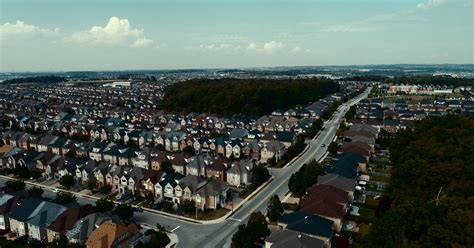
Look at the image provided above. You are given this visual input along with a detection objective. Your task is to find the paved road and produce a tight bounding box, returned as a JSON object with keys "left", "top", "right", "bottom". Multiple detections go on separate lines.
{"left": 0, "top": 88, "right": 370, "bottom": 248}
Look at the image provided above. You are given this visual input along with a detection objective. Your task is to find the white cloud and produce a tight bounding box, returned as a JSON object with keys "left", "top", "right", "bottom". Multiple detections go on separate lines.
{"left": 263, "top": 41, "right": 283, "bottom": 51}
{"left": 0, "top": 21, "right": 58, "bottom": 40}
{"left": 417, "top": 0, "right": 447, "bottom": 9}
{"left": 200, "top": 43, "right": 235, "bottom": 51}
{"left": 290, "top": 46, "right": 302, "bottom": 53}
{"left": 246, "top": 41, "right": 289, "bottom": 54}
{"left": 247, "top": 43, "right": 257, "bottom": 50}
{"left": 323, "top": 24, "right": 375, "bottom": 33}
{"left": 70, "top": 16, "right": 152, "bottom": 46}
{"left": 131, "top": 37, "right": 153, "bottom": 48}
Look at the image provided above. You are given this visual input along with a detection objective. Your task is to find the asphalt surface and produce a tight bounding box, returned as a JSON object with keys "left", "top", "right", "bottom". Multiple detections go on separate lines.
{"left": 0, "top": 87, "right": 370, "bottom": 248}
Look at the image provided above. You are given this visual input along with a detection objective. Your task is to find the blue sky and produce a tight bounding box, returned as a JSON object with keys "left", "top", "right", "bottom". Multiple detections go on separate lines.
{"left": 0, "top": 0, "right": 472, "bottom": 72}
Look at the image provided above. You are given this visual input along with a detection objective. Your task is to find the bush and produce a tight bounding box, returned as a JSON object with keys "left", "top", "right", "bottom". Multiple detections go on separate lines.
{"left": 5, "top": 179, "right": 25, "bottom": 191}
{"left": 99, "top": 185, "right": 112, "bottom": 195}
{"left": 56, "top": 192, "right": 77, "bottom": 205}
{"left": 59, "top": 175, "right": 75, "bottom": 188}
{"left": 96, "top": 198, "right": 114, "bottom": 213}
{"left": 114, "top": 204, "right": 134, "bottom": 221}
{"left": 180, "top": 200, "right": 196, "bottom": 214}
{"left": 26, "top": 186, "right": 44, "bottom": 197}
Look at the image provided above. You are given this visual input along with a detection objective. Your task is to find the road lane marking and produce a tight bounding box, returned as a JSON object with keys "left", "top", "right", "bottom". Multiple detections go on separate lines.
{"left": 170, "top": 226, "right": 181, "bottom": 232}
{"left": 229, "top": 218, "right": 242, "bottom": 222}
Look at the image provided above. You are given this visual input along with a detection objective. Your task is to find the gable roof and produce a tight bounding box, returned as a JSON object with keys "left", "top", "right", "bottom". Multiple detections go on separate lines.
{"left": 278, "top": 211, "right": 334, "bottom": 238}
{"left": 0, "top": 193, "right": 21, "bottom": 215}
{"left": 86, "top": 220, "right": 139, "bottom": 248}
{"left": 317, "top": 174, "right": 356, "bottom": 192}
{"left": 8, "top": 198, "right": 43, "bottom": 221}
{"left": 265, "top": 229, "right": 324, "bottom": 248}
{"left": 26, "top": 201, "right": 68, "bottom": 227}
{"left": 46, "top": 205, "right": 96, "bottom": 234}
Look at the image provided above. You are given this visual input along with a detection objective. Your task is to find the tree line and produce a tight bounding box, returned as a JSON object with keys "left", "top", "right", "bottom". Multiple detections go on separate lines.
{"left": 2, "top": 75, "right": 67, "bottom": 84}
{"left": 162, "top": 78, "right": 339, "bottom": 116}
{"left": 363, "top": 115, "right": 474, "bottom": 247}
{"left": 383, "top": 75, "right": 474, "bottom": 87}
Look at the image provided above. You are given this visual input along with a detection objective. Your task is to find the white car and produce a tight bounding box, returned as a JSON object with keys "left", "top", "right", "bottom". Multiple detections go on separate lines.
{"left": 52, "top": 188, "right": 59, "bottom": 193}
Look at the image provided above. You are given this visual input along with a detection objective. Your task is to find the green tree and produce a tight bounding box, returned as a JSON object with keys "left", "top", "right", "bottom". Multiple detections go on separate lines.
{"left": 5, "top": 179, "right": 25, "bottom": 191}
{"left": 327, "top": 142, "right": 339, "bottom": 156}
{"left": 288, "top": 161, "right": 323, "bottom": 196}
{"left": 363, "top": 115, "right": 474, "bottom": 247}
{"left": 179, "top": 200, "right": 196, "bottom": 214}
{"left": 99, "top": 184, "right": 112, "bottom": 195}
{"left": 96, "top": 198, "right": 114, "bottom": 212}
{"left": 252, "top": 166, "right": 270, "bottom": 187}
{"left": 59, "top": 175, "right": 75, "bottom": 188}
{"left": 56, "top": 191, "right": 77, "bottom": 205}
{"left": 86, "top": 178, "right": 98, "bottom": 191}
{"left": 182, "top": 146, "right": 195, "bottom": 155}
{"left": 231, "top": 211, "right": 270, "bottom": 248}
{"left": 13, "top": 165, "right": 30, "bottom": 179}
{"left": 267, "top": 195, "right": 284, "bottom": 222}
{"left": 114, "top": 204, "right": 134, "bottom": 221}
{"left": 26, "top": 186, "right": 44, "bottom": 197}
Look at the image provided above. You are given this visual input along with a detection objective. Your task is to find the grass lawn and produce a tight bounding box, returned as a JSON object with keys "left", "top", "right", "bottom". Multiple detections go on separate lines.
{"left": 358, "top": 207, "right": 376, "bottom": 223}
{"left": 184, "top": 208, "right": 230, "bottom": 220}
{"left": 364, "top": 196, "right": 380, "bottom": 208}
{"left": 367, "top": 184, "right": 385, "bottom": 193}
{"left": 370, "top": 175, "right": 390, "bottom": 183}
{"left": 358, "top": 223, "right": 371, "bottom": 237}
{"left": 372, "top": 167, "right": 392, "bottom": 174}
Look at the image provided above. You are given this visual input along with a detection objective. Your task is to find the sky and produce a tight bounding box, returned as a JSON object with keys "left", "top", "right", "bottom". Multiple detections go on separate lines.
{"left": 0, "top": 0, "right": 472, "bottom": 72}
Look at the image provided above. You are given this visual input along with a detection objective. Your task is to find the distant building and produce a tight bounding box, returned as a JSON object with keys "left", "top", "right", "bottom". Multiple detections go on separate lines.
{"left": 102, "top": 81, "right": 133, "bottom": 87}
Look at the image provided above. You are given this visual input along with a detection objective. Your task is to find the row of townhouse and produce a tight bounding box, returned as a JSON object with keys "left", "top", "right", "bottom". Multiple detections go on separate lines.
{"left": 0, "top": 192, "right": 140, "bottom": 247}
{"left": 1, "top": 129, "right": 290, "bottom": 167}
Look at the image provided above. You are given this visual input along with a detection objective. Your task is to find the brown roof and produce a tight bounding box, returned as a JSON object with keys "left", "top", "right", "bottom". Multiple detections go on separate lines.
{"left": 86, "top": 220, "right": 139, "bottom": 248}
{"left": 170, "top": 153, "right": 190, "bottom": 166}
{"left": 299, "top": 184, "right": 349, "bottom": 219}
{"left": 46, "top": 204, "right": 96, "bottom": 234}
{"left": 150, "top": 152, "right": 168, "bottom": 163}
{"left": 343, "top": 130, "right": 376, "bottom": 140}
{"left": 207, "top": 157, "right": 232, "bottom": 172}
{"left": 0, "top": 145, "right": 14, "bottom": 157}
{"left": 305, "top": 184, "right": 349, "bottom": 204}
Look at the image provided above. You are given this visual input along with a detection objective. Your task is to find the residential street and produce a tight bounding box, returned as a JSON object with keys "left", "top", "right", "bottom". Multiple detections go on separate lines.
{"left": 0, "top": 88, "right": 370, "bottom": 248}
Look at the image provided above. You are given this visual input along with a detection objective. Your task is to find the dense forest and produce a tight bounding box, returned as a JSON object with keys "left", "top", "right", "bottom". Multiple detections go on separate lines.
{"left": 383, "top": 75, "right": 474, "bottom": 87}
{"left": 364, "top": 115, "right": 474, "bottom": 248}
{"left": 2, "top": 75, "right": 67, "bottom": 84}
{"left": 162, "top": 78, "right": 339, "bottom": 116}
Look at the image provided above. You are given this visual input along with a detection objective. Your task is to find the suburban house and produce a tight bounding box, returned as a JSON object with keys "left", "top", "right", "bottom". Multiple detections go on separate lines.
{"left": 277, "top": 211, "right": 334, "bottom": 246}
{"left": 66, "top": 213, "right": 121, "bottom": 244}
{"left": 265, "top": 229, "right": 325, "bottom": 248}
{"left": 86, "top": 220, "right": 139, "bottom": 248}
{"left": 260, "top": 140, "right": 286, "bottom": 163}
{"left": 299, "top": 184, "right": 350, "bottom": 231}
{"left": 226, "top": 159, "right": 254, "bottom": 187}
{"left": 45, "top": 205, "right": 96, "bottom": 242}
{"left": 26, "top": 201, "right": 68, "bottom": 240}
{"left": 0, "top": 193, "right": 21, "bottom": 230}
{"left": 8, "top": 198, "right": 43, "bottom": 237}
